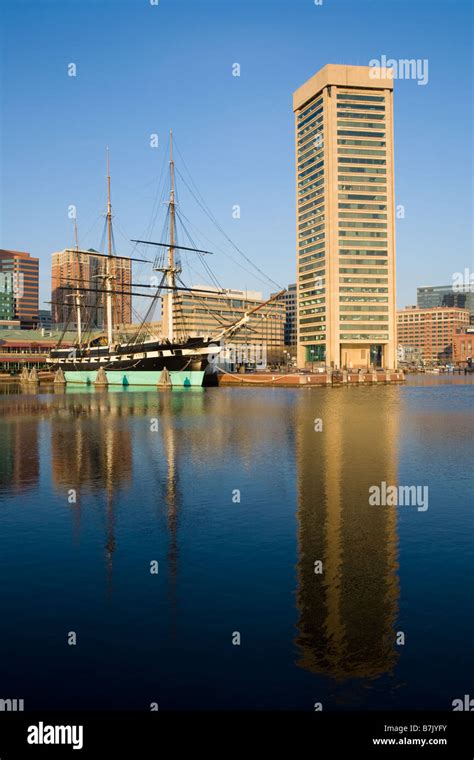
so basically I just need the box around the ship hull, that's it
[47,337,220,387]
[64,369,205,387]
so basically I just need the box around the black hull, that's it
[48,336,218,375]
[51,356,207,373]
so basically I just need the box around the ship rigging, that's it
[48,132,285,386]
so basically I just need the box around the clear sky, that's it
[0,0,472,311]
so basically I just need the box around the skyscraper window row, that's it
[339,241,388,249]
[299,253,326,268]
[339,176,386,186]
[300,296,326,307]
[298,162,324,180]
[338,139,386,147]
[337,93,385,103]
[341,259,388,267]
[340,286,388,293]
[300,315,326,324]
[299,325,326,333]
[338,110,385,120]
[339,203,387,210]
[340,268,388,275]
[339,221,387,228]
[339,230,387,238]
[299,193,324,212]
[297,96,324,122]
[339,333,388,340]
[338,194,387,201]
[338,121,386,130]
[298,153,324,174]
[299,272,326,285]
[338,166,387,174]
[300,307,326,315]
[298,121,324,144]
[299,241,325,256]
[338,157,386,165]
[341,313,389,322]
[297,116,324,142]
[340,277,388,284]
[297,105,324,130]
[337,148,386,156]
[299,231,325,246]
[336,102,385,111]
[340,296,388,302]
[299,198,325,216]
[338,184,387,194]
[298,181,324,197]
[339,176,386,188]
[338,250,388,259]
[298,219,325,233]
[299,215,325,230]
[338,129,385,138]
[299,214,325,231]
[298,143,325,163]
[299,227,325,241]
[299,260,326,274]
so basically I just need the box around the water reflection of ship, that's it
[295,391,400,686]
[49,391,202,598]
[51,393,133,591]
[0,410,39,494]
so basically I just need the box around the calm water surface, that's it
[0,376,472,710]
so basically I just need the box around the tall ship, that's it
[47,133,283,387]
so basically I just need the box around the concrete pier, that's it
[215,370,405,387]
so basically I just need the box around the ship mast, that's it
[166,130,178,342]
[105,149,114,345]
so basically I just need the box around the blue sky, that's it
[0,0,472,310]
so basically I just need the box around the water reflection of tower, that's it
[51,393,132,589]
[295,390,400,686]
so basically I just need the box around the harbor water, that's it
[0,376,472,710]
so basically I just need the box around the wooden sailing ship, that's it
[48,133,284,387]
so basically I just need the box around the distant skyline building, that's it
[417,284,474,324]
[51,249,132,328]
[0,249,39,328]
[38,309,52,329]
[272,283,297,352]
[397,306,470,364]
[293,64,397,369]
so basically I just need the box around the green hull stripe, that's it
[64,370,204,387]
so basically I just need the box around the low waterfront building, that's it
[452,327,474,367]
[397,306,470,365]
[172,285,286,366]
[0,329,75,372]
[396,344,423,366]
